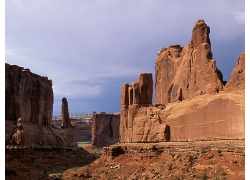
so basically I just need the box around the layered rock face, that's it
[5,63,53,125]
[61,97,72,128]
[92,112,120,146]
[155,20,223,104]
[137,92,244,141]
[5,64,77,147]
[120,73,170,143]
[120,19,245,143]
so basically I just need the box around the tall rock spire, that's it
[155,19,224,104]
[61,97,72,128]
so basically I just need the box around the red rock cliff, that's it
[5,63,53,125]
[119,20,245,143]
[5,64,77,147]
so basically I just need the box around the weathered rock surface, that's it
[155,20,223,104]
[5,63,53,125]
[138,92,244,141]
[5,64,77,147]
[120,19,245,143]
[225,50,245,91]
[61,97,73,128]
[120,73,170,143]
[92,112,120,146]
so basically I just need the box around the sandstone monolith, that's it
[61,97,72,128]
[155,19,224,104]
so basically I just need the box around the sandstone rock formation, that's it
[225,50,245,91]
[120,73,170,143]
[5,63,53,125]
[11,118,27,145]
[155,20,223,104]
[5,64,77,147]
[120,19,245,143]
[92,111,120,146]
[134,92,244,141]
[61,97,73,128]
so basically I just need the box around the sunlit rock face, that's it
[155,19,224,104]
[119,20,245,143]
[225,50,245,91]
[119,73,169,143]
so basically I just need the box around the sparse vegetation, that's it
[201,174,208,180]
[141,166,145,171]
[170,153,175,158]
[201,149,206,154]
[221,172,227,176]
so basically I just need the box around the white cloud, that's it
[233,11,245,24]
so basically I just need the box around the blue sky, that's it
[5,1,245,115]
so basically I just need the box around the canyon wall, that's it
[120,20,245,143]
[92,112,120,146]
[5,63,53,125]
[5,64,77,147]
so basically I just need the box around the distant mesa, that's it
[92,111,120,147]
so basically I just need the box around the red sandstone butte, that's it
[120,19,245,143]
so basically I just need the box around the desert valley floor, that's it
[6,139,245,180]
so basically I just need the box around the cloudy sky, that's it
[5,1,245,115]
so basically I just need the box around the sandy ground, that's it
[6,139,245,180]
